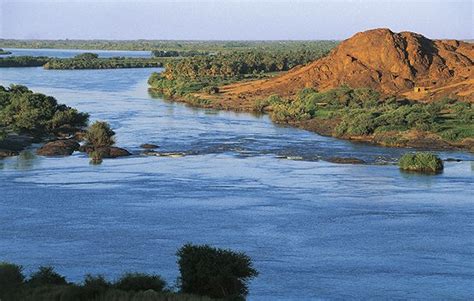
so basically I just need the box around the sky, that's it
[0,0,472,40]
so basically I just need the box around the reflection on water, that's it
[0,49,473,300]
[13,151,37,170]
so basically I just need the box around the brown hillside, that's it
[212,28,473,104]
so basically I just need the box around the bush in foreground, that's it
[115,272,166,292]
[177,244,258,300]
[0,244,258,300]
[0,262,25,296]
[27,266,67,287]
[399,152,444,173]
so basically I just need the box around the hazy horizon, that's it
[1,0,472,41]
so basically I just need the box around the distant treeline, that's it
[152,50,210,57]
[0,244,258,301]
[0,56,50,67]
[148,46,336,99]
[161,49,333,80]
[0,39,339,52]
[0,53,170,69]
[44,53,167,69]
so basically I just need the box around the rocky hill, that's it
[216,28,473,103]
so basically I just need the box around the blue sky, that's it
[0,0,472,40]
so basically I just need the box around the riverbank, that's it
[148,84,474,152]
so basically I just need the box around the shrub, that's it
[177,244,258,299]
[335,109,378,136]
[49,107,89,129]
[80,274,112,299]
[0,262,25,297]
[114,272,166,292]
[85,121,115,148]
[399,152,444,173]
[252,99,270,113]
[27,266,67,287]
[452,102,473,123]
[84,274,111,290]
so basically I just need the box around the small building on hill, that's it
[414,87,429,93]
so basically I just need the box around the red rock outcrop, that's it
[218,28,473,102]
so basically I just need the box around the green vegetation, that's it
[115,273,166,292]
[260,86,473,145]
[27,266,67,287]
[44,53,166,69]
[85,121,115,148]
[0,262,25,296]
[0,39,338,53]
[0,48,12,55]
[84,121,116,164]
[399,152,444,173]
[0,84,89,139]
[0,244,258,301]
[0,56,50,67]
[148,45,336,98]
[177,244,258,300]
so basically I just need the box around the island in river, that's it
[0,53,168,69]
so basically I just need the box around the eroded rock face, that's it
[36,139,80,156]
[221,28,473,102]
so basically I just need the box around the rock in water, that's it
[96,146,131,158]
[326,157,366,164]
[140,143,160,149]
[36,140,80,156]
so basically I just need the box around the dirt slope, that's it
[213,28,473,104]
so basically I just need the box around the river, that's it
[1,49,473,300]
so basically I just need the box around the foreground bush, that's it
[0,262,25,297]
[0,244,258,300]
[115,272,166,292]
[177,244,258,300]
[27,266,67,287]
[399,152,444,173]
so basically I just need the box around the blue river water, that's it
[0,50,473,300]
